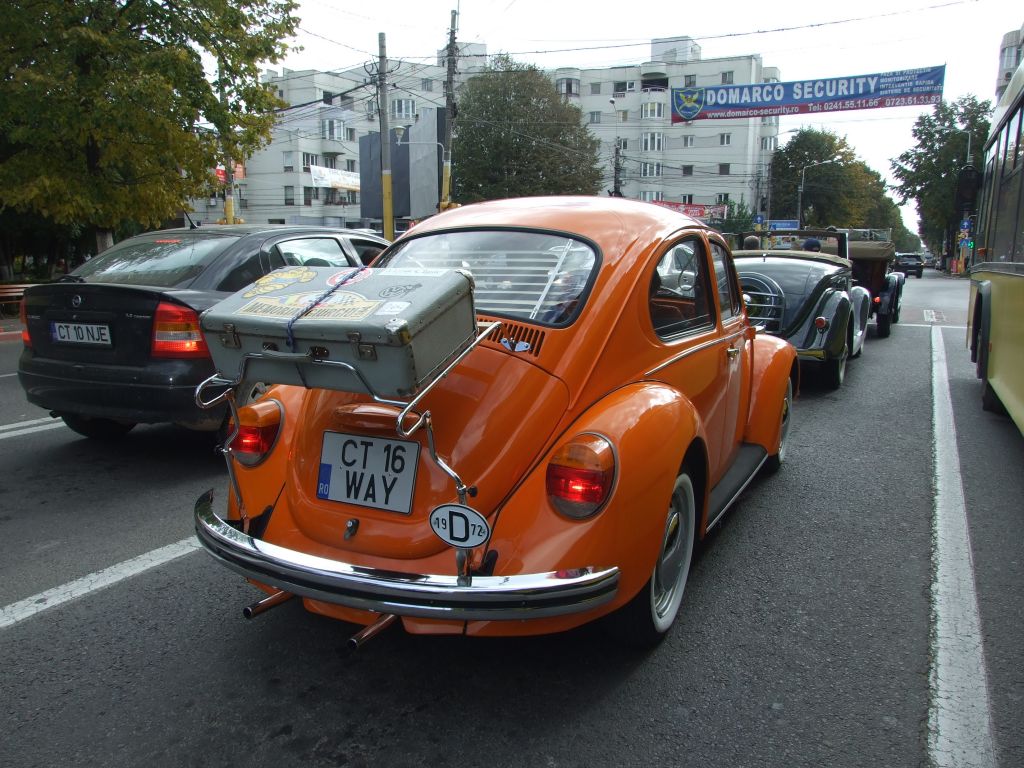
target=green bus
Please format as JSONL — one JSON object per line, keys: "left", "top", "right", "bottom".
{"left": 970, "top": 58, "right": 1024, "bottom": 434}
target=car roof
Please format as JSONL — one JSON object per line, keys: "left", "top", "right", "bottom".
{"left": 399, "top": 197, "right": 706, "bottom": 268}
{"left": 135, "top": 225, "right": 386, "bottom": 239}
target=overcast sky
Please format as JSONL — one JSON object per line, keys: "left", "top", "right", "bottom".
{"left": 278, "top": 0, "right": 1018, "bottom": 231}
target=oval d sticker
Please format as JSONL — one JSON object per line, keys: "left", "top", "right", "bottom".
{"left": 429, "top": 504, "right": 490, "bottom": 548}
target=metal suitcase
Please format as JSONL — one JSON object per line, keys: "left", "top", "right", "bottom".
{"left": 201, "top": 266, "right": 477, "bottom": 398}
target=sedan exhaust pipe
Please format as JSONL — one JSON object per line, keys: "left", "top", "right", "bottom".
{"left": 242, "top": 590, "right": 294, "bottom": 619}
{"left": 346, "top": 614, "right": 398, "bottom": 652}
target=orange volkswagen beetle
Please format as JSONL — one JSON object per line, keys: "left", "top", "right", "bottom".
{"left": 194, "top": 196, "right": 797, "bottom": 647}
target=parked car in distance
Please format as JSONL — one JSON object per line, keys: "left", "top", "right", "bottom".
{"left": 734, "top": 230, "right": 870, "bottom": 389}
{"left": 193, "top": 196, "right": 798, "bottom": 648}
{"left": 17, "top": 225, "right": 389, "bottom": 439}
{"left": 894, "top": 252, "right": 924, "bottom": 278}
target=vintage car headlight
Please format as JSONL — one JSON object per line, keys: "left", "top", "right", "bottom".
{"left": 545, "top": 433, "right": 616, "bottom": 519}
{"left": 229, "top": 399, "right": 283, "bottom": 467}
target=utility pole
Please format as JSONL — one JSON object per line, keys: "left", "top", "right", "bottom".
{"left": 378, "top": 33, "right": 394, "bottom": 240}
{"left": 612, "top": 140, "right": 622, "bottom": 196}
{"left": 219, "top": 59, "right": 235, "bottom": 225}
{"left": 440, "top": 10, "right": 457, "bottom": 210}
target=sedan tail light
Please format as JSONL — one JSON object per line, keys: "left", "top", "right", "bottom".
{"left": 19, "top": 299, "right": 30, "bottom": 347}
{"left": 546, "top": 433, "right": 616, "bottom": 519}
{"left": 151, "top": 302, "right": 209, "bottom": 358}
{"left": 229, "top": 399, "right": 283, "bottom": 467}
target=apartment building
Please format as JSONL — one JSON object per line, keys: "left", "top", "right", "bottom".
{"left": 996, "top": 22, "right": 1024, "bottom": 100}
{"left": 552, "top": 37, "right": 780, "bottom": 215}
{"left": 195, "top": 44, "right": 487, "bottom": 227}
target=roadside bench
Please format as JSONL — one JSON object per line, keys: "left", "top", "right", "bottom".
{"left": 0, "top": 284, "right": 34, "bottom": 316}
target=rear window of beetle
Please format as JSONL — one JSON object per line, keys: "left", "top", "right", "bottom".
{"left": 72, "top": 235, "right": 241, "bottom": 287}
{"left": 378, "top": 230, "right": 598, "bottom": 326}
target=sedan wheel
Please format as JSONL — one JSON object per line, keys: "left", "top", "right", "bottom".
{"left": 61, "top": 414, "right": 136, "bottom": 440}
{"left": 764, "top": 379, "right": 792, "bottom": 473}
{"left": 606, "top": 471, "right": 696, "bottom": 647}
{"left": 823, "top": 342, "right": 848, "bottom": 390}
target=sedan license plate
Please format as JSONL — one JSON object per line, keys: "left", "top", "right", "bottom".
{"left": 50, "top": 321, "right": 112, "bottom": 346}
{"left": 317, "top": 432, "right": 420, "bottom": 514}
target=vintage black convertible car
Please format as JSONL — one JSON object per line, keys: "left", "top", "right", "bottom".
{"left": 734, "top": 230, "right": 870, "bottom": 389}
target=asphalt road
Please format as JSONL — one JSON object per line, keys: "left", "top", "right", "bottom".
{"left": 1, "top": 270, "right": 1021, "bottom": 768}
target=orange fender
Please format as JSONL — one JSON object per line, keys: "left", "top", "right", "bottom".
{"left": 745, "top": 334, "right": 797, "bottom": 452}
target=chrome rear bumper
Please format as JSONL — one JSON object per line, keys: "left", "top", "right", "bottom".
{"left": 194, "top": 491, "right": 620, "bottom": 621}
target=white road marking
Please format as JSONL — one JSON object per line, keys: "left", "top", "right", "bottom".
{"left": 0, "top": 372, "right": 18, "bottom": 378}
{"left": 900, "top": 323, "right": 967, "bottom": 329}
{"left": 0, "top": 417, "right": 66, "bottom": 440}
{"left": 0, "top": 538, "right": 200, "bottom": 629}
{"left": 928, "top": 325, "right": 997, "bottom": 767}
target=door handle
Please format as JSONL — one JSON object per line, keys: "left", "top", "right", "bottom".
{"left": 726, "top": 346, "right": 740, "bottom": 360}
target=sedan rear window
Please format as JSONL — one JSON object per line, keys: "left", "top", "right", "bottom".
{"left": 379, "top": 230, "right": 597, "bottom": 325}
{"left": 73, "top": 235, "right": 241, "bottom": 287}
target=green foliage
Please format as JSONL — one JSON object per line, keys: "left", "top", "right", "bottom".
{"left": 452, "top": 56, "right": 603, "bottom": 202}
{"left": 890, "top": 95, "right": 991, "bottom": 255}
{"left": 714, "top": 200, "right": 755, "bottom": 235}
{"left": 0, "top": 0, "right": 298, "bottom": 249}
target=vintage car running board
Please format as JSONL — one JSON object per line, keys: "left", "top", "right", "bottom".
{"left": 705, "top": 443, "right": 768, "bottom": 532}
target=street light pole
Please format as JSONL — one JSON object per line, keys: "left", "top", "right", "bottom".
{"left": 798, "top": 157, "right": 839, "bottom": 228}
{"left": 609, "top": 97, "right": 622, "bottom": 196}
{"left": 955, "top": 127, "right": 972, "bottom": 165}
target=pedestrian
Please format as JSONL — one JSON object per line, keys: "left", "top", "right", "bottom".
{"left": 802, "top": 238, "right": 821, "bottom": 252}
{"left": 742, "top": 235, "right": 761, "bottom": 250}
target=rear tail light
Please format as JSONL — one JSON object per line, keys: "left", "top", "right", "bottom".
{"left": 873, "top": 296, "right": 881, "bottom": 304}
{"left": 151, "top": 302, "right": 209, "bottom": 358}
{"left": 546, "top": 433, "right": 616, "bottom": 519}
{"left": 229, "top": 399, "right": 283, "bottom": 467}
{"left": 19, "top": 299, "right": 30, "bottom": 347}
{"left": 814, "top": 316, "right": 829, "bottom": 330}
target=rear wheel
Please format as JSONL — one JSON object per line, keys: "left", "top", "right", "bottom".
{"left": 823, "top": 339, "right": 848, "bottom": 390}
{"left": 764, "top": 379, "right": 793, "bottom": 474}
{"left": 61, "top": 414, "right": 136, "bottom": 440}
{"left": 606, "top": 470, "right": 696, "bottom": 647}
{"left": 876, "top": 312, "right": 892, "bottom": 338}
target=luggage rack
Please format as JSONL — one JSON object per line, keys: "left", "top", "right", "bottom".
{"left": 195, "top": 319, "right": 503, "bottom": 526}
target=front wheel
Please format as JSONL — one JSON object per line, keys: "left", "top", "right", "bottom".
{"left": 61, "top": 414, "right": 136, "bottom": 440}
{"left": 764, "top": 379, "right": 793, "bottom": 474}
{"left": 606, "top": 471, "right": 696, "bottom": 647}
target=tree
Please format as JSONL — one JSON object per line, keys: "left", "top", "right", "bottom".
{"left": 0, "top": 0, "right": 298, "bottom": 267}
{"left": 769, "top": 129, "right": 856, "bottom": 226}
{"left": 714, "top": 200, "right": 755, "bottom": 235}
{"left": 891, "top": 95, "right": 991, "bottom": 258}
{"left": 452, "top": 56, "right": 603, "bottom": 202}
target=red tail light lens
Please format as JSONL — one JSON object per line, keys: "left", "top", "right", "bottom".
{"left": 546, "top": 433, "right": 616, "bottom": 519}
{"left": 873, "top": 296, "right": 881, "bottom": 304}
{"left": 151, "top": 302, "right": 209, "bottom": 358}
{"left": 814, "top": 316, "right": 829, "bottom": 330}
{"left": 19, "top": 299, "right": 30, "bottom": 347}
{"left": 229, "top": 399, "right": 282, "bottom": 467}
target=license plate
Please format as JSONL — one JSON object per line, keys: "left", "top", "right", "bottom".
{"left": 50, "top": 321, "right": 112, "bottom": 346}
{"left": 317, "top": 432, "right": 420, "bottom": 514}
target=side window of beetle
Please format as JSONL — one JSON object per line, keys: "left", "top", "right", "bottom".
{"left": 649, "top": 237, "right": 714, "bottom": 339}
{"left": 710, "top": 241, "right": 742, "bottom": 320}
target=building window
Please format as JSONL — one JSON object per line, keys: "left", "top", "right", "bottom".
{"left": 304, "top": 186, "right": 318, "bottom": 206}
{"left": 616, "top": 138, "right": 629, "bottom": 151}
{"left": 680, "top": 194, "right": 693, "bottom": 204}
{"left": 422, "top": 78, "right": 433, "bottom": 91}
{"left": 638, "top": 191, "right": 664, "bottom": 202}
{"left": 277, "top": 90, "right": 284, "bottom": 99}
{"left": 302, "top": 152, "right": 319, "bottom": 171}
{"left": 641, "top": 102, "right": 664, "bottom": 119}
{"left": 716, "top": 193, "right": 730, "bottom": 203}
{"left": 761, "top": 136, "right": 778, "bottom": 151}
{"left": 282, "top": 151, "right": 294, "bottom": 172}
{"left": 642, "top": 132, "right": 663, "bottom": 152}
{"left": 346, "top": 159, "right": 356, "bottom": 172}
{"left": 284, "top": 186, "right": 295, "bottom": 206}
{"left": 322, "top": 90, "right": 334, "bottom": 104}
{"left": 684, "top": 74, "right": 696, "bottom": 87}
{"left": 324, "top": 189, "right": 339, "bottom": 205}
{"left": 721, "top": 71, "right": 734, "bottom": 84}
{"left": 322, "top": 119, "right": 342, "bottom": 139}
{"left": 682, "top": 135, "right": 695, "bottom": 148}
{"left": 556, "top": 78, "right": 580, "bottom": 96}
{"left": 720, "top": 133, "right": 731, "bottom": 146}
{"left": 641, "top": 162, "right": 663, "bottom": 177}
{"left": 719, "top": 163, "right": 730, "bottom": 175}
{"left": 589, "top": 111, "right": 602, "bottom": 124}
{"left": 618, "top": 110, "right": 629, "bottom": 123}
{"left": 322, "top": 155, "right": 337, "bottom": 169}
{"left": 682, "top": 165, "right": 694, "bottom": 176}
{"left": 346, "top": 127, "right": 356, "bottom": 142}
{"left": 269, "top": 218, "right": 285, "bottom": 224}
{"left": 591, "top": 82, "right": 602, "bottom": 95}
{"left": 347, "top": 190, "right": 358, "bottom": 204}
{"left": 391, "top": 99, "right": 416, "bottom": 119}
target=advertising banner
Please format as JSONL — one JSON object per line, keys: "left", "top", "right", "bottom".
{"left": 310, "top": 165, "right": 361, "bottom": 191}
{"left": 652, "top": 200, "right": 728, "bottom": 219}
{"left": 671, "top": 65, "right": 945, "bottom": 122}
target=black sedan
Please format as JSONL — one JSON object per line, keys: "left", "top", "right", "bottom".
{"left": 17, "top": 225, "right": 388, "bottom": 439}
{"left": 734, "top": 232, "right": 870, "bottom": 389}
